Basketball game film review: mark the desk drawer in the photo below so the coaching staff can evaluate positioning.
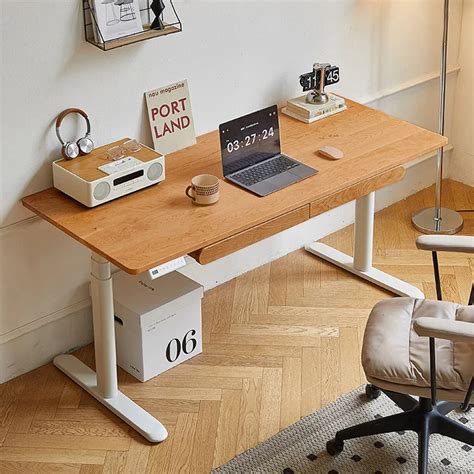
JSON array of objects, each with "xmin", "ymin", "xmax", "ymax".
[
  {"xmin": 192, "ymin": 205, "xmax": 310, "ymax": 264},
  {"xmin": 310, "ymin": 167, "xmax": 405, "ymax": 217}
]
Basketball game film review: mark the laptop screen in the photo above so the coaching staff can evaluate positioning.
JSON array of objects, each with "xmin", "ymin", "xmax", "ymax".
[{"xmin": 219, "ymin": 105, "xmax": 281, "ymax": 176}]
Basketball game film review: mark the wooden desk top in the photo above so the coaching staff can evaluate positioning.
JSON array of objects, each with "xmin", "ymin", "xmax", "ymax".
[{"xmin": 23, "ymin": 99, "xmax": 446, "ymax": 274}]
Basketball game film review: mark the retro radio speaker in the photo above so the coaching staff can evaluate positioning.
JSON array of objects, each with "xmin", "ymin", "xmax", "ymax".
[{"xmin": 52, "ymin": 138, "xmax": 165, "ymax": 207}]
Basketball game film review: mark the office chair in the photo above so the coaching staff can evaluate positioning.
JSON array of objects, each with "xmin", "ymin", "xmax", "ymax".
[{"xmin": 326, "ymin": 235, "xmax": 474, "ymax": 474}]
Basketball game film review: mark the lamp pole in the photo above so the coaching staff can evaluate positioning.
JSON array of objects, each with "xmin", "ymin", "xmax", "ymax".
[{"xmin": 412, "ymin": 0, "xmax": 463, "ymax": 234}]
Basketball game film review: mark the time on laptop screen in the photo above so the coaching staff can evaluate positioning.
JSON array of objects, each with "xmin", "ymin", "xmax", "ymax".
[{"xmin": 219, "ymin": 105, "xmax": 281, "ymax": 176}]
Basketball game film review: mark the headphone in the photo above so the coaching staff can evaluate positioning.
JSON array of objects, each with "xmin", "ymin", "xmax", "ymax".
[{"xmin": 55, "ymin": 108, "xmax": 94, "ymax": 160}]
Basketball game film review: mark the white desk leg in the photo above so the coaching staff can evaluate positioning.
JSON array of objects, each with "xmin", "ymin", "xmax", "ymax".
[
  {"xmin": 305, "ymin": 192, "xmax": 424, "ymax": 298},
  {"xmin": 53, "ymin": 253, "xmax": 168, "ymax": 443}
]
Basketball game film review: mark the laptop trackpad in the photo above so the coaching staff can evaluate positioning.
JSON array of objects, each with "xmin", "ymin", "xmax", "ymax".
[
  {"xmin": 250, "ymin": 179, "xmax": 276, "ymax": 196},
  {"xmin": 248, "ymin": 171, "xmax": 301, "ymax": 196},
  {"xmin": 270, "ymin": 172, "xmax": 299, "ymax": 188}
]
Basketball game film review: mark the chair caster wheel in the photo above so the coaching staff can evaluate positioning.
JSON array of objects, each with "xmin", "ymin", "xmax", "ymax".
[
  {"xmin": 326, "ymin": 438, "xmax": 344, "ymax": 456},
  {"xmin": 365, "ymin": 384, "xmax": 381, "ymax": 400}
]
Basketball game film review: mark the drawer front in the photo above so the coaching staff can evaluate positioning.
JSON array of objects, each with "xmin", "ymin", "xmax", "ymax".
[
  {"xmin": 192, "ymin": 205, "xmax": 310, "ymax": 264},
  {"xmin": 310, "ymin": 167, "xmax": 405, "ymax": 217}
]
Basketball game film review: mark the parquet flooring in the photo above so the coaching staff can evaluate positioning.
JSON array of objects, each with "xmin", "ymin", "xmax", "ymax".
[{"xmin": 0, "ymin": 179, "xmax": 472, "ymax": 473}]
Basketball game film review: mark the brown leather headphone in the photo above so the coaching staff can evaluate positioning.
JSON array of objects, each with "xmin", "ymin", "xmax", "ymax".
[{"xmin": 55, "ymin": 108, "xmax": 94, "ymax": 160}]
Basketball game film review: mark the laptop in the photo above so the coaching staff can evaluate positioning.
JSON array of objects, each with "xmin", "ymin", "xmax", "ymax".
[{"xmin": 219, "ymin": 105, "xmax": 317, "ymax": 196}]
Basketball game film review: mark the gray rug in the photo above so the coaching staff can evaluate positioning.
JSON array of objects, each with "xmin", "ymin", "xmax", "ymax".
[{"xmin": 215, "ymin": 386, "xmax": 473, "ymax": 473}]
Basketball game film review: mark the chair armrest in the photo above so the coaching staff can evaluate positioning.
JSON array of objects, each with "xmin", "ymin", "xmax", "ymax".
[
  {"xmin": 414, "ymin": 317, "xmax": 474, "ymax": 343},
  {"xmin": 416, "ymin": 235, "xmax": 474, "ymax": 254}
]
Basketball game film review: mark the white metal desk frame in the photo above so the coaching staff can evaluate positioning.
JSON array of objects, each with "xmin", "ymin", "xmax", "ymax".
[
  {"xmin": 54, "ymin": 254, "xmax": 168, "ymax": 443},
  {"xmin": 306, "ymin": 191, "xmax": 425, "ymax": 299},
  {"xmin": 53, "ymin": 189, "xmax": 424, "ymax": 444}
]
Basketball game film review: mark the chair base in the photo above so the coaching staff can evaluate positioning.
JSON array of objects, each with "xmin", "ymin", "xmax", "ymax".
[{"xmin": 327, "ymin": 385, "xmax": 474, "ymax": 474}]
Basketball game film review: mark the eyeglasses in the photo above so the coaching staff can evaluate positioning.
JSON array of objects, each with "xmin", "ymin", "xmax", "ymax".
[{"xmin": 106, "ymin": 139, "xmax": 142, "ymax": 161}]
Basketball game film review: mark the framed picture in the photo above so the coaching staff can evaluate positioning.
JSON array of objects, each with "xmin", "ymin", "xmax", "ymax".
[{"xmin": 92, "ymin": 0, "xmax": 143, "ymax": 42}]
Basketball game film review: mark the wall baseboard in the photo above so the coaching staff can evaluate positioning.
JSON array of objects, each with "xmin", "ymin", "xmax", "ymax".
[
  {"xmin": 360, "ymin": 65, "xmax": 460, "ymax": 106},
  {"xmin": 0, "ymin": 305, "xmax": 93, "ymax": 383},
  {"xmin": 0, "ymin": 298, "xmax": 91, "ymax": 345},
  {"xmin": 0, "ymin": 152, "xmax": 446, "ymax": 383}
]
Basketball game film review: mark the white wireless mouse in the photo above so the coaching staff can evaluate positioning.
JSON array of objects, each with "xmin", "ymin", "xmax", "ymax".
[{"xmin": 318, "ymin": 145, "xmax": 344, "ymax": 160}]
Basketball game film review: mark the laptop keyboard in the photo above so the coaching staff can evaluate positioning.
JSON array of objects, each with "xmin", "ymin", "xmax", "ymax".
[
  {"xmin": 224, "ymin": 153, "xmax": 272, "ymax": 175},
  {"xmin": 231, "ymin": 155, "xmax": 299, "ymax": 187}
]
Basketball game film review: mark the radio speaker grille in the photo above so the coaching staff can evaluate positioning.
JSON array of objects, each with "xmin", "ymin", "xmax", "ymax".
[
  {"xmin": 93, "ymin": 182, "xmax": 111, "ymax": 201},
  {"xmin": 147, "ymin": 162, "xmax": 163, "ymax": 181}
]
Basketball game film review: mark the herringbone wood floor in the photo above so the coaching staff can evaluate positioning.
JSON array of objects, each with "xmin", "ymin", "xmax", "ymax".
[{"xmin": 1, "ymin": 180, "xmax": 472, "ymax": 473}]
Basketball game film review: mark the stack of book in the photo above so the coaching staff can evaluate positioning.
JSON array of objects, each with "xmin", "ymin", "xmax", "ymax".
[{"xmin": 282, "ymin": 93, "xmax": 347, "ymax": 124}]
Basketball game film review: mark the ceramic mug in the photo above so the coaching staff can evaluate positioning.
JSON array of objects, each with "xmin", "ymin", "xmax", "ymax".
[{"xmin": 185, "ymin": 174, "xmax": 220, "ymax": 205}]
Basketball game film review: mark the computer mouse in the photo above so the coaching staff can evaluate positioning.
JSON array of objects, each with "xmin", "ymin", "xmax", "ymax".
[{"xmin": 318, "ymin": 146, "xmax": 344, "ymax": 160}]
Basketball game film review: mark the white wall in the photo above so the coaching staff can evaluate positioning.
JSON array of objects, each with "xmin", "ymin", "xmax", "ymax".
[
  {"xmin": 449, "ymin": 0, "xmax": 474, "ymax": 185},
  {"xmin": 0, "ymin": 0, "xmax": 465, "ymax": 382}
]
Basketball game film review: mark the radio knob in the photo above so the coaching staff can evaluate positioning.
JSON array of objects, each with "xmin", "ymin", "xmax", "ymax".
[
  {"xmin": 147, "ymin": 162, "xmax": 163, "ymax": 181},
  {"xmin": 93, "ymin": 181, "xmax": 111, "ymax": 201}
]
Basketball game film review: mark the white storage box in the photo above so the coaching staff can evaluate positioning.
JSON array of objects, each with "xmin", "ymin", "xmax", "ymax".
[{"xmin": 113, "ymin": 270, "xmax": 203, "ymax": 382}]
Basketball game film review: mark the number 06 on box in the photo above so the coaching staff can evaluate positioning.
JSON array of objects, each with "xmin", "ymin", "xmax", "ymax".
[{"xmin": 113, "ymin": 269, "xmax": 204, "ymax": 382}]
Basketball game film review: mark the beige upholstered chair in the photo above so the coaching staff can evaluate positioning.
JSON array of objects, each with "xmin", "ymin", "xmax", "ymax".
[{"xmin": 327, "ymin": 235, "xmax": 474, "ymax": 474}]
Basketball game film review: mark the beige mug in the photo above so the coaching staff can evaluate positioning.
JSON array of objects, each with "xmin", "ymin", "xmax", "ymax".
[{"xmin": 185, "ymin": 174, "xmax": 220, "ymax": 205}]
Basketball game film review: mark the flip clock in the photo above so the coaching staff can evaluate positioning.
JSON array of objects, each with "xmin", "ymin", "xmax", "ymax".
[{"xmin": 300, "ymin": 63, "xmax": 340, "ymax": 104}]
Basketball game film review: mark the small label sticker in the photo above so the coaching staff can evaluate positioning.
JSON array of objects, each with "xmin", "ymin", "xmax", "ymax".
[{"xmin": 98, "ymin": 157, "xmax": 142, "ymax": 175}]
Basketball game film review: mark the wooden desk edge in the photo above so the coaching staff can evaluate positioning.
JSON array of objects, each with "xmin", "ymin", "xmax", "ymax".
[
  {"xmin": 310, "ymin": 166, "xmax": 405, "ymax": 217},
  {"xmin": 21, "ymin": 197, "xmax": 132, "ymax": 273},
  {"xmin": 190, "ymin": 166, "xmax": 406, "ymax": 265},
  {"xmin": 22, "ymin": 164, "xmax": 406, "ymax": 274},
  {"xmin": 190, "ymin": 205, "xmax": 311, "ymax": 265}
]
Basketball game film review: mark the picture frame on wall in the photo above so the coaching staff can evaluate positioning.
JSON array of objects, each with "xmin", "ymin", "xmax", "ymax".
[{"xmin": 92, "ymin": 0, "xmax": 144, "ymax": 42}]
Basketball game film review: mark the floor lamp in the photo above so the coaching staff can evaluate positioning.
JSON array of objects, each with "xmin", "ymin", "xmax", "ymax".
[{"xmin": 412, "ymin": 0, "xmax": 464, "ymax": 234}]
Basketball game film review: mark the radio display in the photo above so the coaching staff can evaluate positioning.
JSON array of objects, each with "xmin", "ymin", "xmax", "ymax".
[{"xmin": 113, "ymin": 169, "xmax": 144, "ymax": 186}]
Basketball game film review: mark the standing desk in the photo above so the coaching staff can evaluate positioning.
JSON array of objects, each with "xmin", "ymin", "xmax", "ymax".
[{"xmin": 22, "ymin": 99, "xmax": 446, "ymax": 442}]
